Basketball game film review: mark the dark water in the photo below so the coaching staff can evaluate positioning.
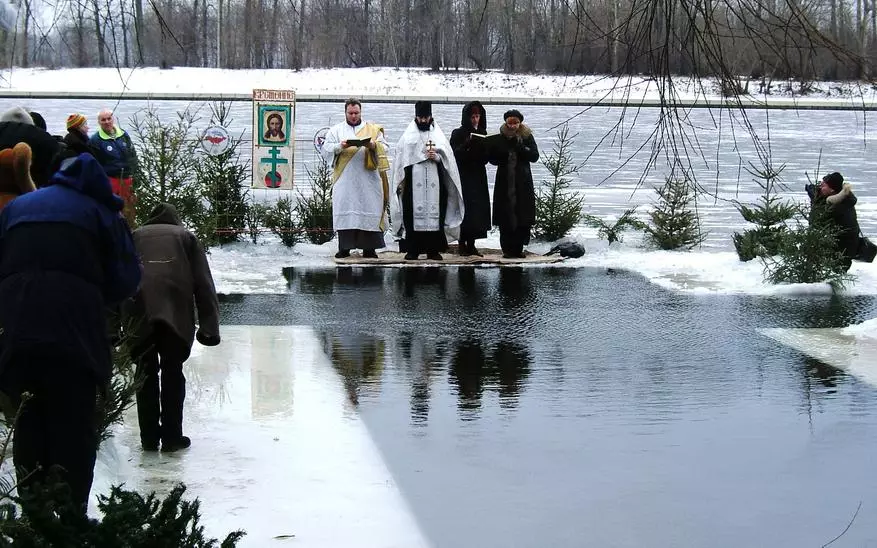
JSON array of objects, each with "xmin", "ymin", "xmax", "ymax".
[{"xmin": 220, "ymin": 267, "xmax": 877, "ymax": 547}]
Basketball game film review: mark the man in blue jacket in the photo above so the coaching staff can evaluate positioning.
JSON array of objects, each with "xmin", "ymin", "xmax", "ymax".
[
  {"xmin": 0, "ymin": 153, "xmax": 141, "ymax": 515},
  {"xmin": 89, "ymin": 109, "xmax": 138, "ymax": 225}
]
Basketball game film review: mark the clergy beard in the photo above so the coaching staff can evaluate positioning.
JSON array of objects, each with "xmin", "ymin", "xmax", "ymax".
[{"xmin": 415, "ymin": 119, "xmax": 433, "ymax": 131}]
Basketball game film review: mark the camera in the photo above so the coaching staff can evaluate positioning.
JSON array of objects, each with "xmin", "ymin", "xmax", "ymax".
[{"xmin": 805, "ymin": 183, "xmax": 818, "ymax": 200}]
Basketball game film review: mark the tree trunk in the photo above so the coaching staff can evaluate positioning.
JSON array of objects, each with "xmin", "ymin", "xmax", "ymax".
[
  {"xmin": 202, "ymin": 0, "xmax": 208, "ymax": 66},
  {"xmin": 21, "ymin": 0, "xmax": 30, "ymax": 68},
  {"xmin": 92, "ymin": 0, "xmax": 106, "ymax": 66},
  {"xmin": 134, "ymin": 0, "xmax": 144, "ymax": 64},
  {"xmin": 121, "ymin": 0, "xmax": 130, "ymax": 67}
]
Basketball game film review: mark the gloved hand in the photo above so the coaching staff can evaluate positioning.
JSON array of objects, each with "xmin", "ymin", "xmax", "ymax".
[{"xmin": 196, "ymin": 330, "xmax": 221, "ymax": 347}]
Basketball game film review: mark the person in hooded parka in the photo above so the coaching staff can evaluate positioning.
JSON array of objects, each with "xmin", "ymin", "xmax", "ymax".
[{"xmin": 449, "ymin": 101, "xmax": 491, "ymax": 256}]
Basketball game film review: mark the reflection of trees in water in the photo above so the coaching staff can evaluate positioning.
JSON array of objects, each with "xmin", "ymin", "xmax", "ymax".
[
  {"xmin": 321, "ymin": 332, "xmax": 386, "ymax": 406},
  {"xmin": 747, "ymin": 295, "xmax": 876, "ymax": 329},
  {"xmin": 449, "ymin": 338, "xmax": 532, "ymax": 418}
]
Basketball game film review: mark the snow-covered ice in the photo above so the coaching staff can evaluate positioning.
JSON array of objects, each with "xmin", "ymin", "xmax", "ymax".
[{"xmin": 92, "ymin": 326, "xmax": 428, "ymax": 548}]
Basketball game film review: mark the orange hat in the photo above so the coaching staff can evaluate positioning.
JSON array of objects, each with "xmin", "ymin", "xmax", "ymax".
[{"xmin": 66, "ymin": 113, "xmax": 87, "ymax": 131}]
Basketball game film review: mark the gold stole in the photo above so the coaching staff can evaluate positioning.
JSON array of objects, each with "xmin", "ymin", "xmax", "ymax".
[{"xmin": 332, "ymin": 122, "xmax": 391, "ymax": 231}]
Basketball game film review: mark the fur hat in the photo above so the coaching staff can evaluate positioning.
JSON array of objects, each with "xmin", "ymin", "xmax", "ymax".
[
  {"xmin": 0, "ymin": 143, "xmax": 37, "ymax": 210},
  {"xmin": 822, "ymin": 172, "xmax": 844, "ymax": 192},
  {"xmin": 503, "ymin": 109, "xmax": 524, "ymax": 122},
  {"xmin": 415, "ymin": 101, "xmax": 432, "ymax": 118},
  {"xmin": 0, "ymin": 107, "xmax": 34, "ymax": 125},
  {"xmin": 66, "ymin": 113, "xmax": 87, "ymax": 131}
]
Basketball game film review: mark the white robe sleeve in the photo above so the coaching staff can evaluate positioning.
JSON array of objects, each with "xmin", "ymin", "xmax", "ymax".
[{"xmin": 320, "ymin": 125, "xmax": 343, "ymax": 165}]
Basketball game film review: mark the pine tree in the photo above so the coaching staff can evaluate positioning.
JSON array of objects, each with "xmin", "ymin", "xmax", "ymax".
[
  {"xmin": 129, "ymin": 106, "xmax": 208, "ymax": 244},
  {"xmin": 295, "ymin": 160, "xmax": 334, "ymax": 245},
  {"xmin": 533, "ymin": 124, "xmax": 585, "ymax": 242},
  {"xmin": 582, "ymin": 207, "xmax": 647, "ymax": 244},
  {"xmin": 645, "ymin": 177, "xmax": 706, "ymax": 250},
  {"xmin": 732, "ymin": 163, "xmax": 797, "ymax": 261},
  {"xmin": 761, "ymin": 201, "xmax": 854, "ymax": 288},
  {"xmin": 262, "ymin": 196, "xmax": 301, "ymax": 247},
  {"xmin": 196, "ymin": 102, "xmax": 250, "ymax": 247}
]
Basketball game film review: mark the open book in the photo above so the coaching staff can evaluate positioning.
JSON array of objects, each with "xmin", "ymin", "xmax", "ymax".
[
  {"xmin": 347, "ymin": 137, "xmax": 372, "ymax": 147},
  {"xmin": 470, "ymin": 132, "xmax": 505, "ymax": 148}
]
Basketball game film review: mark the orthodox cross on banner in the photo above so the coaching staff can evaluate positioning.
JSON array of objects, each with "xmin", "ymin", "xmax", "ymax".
[{"xmin": 260, "ymin": 147, "xmax": 289, "ymax": 186}]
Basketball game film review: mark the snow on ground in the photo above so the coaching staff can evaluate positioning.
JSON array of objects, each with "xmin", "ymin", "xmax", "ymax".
[
  {"xmin": 2, "ymin": 66, "xmax": 877, "ymax": 104},
  {"xmin": 208, "ymin": 231, "xmax": 877, "ymax": 297}
]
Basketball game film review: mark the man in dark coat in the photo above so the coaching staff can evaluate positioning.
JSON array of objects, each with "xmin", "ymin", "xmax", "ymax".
[
  {"xmin": 0, "ymin": 106, "xmax": 62, "ymax": 188},
  {"xmin": 0, "ymin": 153, "xmax": 141, "ymax": 515},
  {"xmin": 124, "ymin": 203, "xmax": 220, "ymax": 452},
  {"xmin": 487, "ymin": 109, "xmax": 540, "ymax": 258},
  {"xmin": 808, "ymin": 171, "xmax": 860, "ymax": 272},
  {"xmin": 449, "ymin": 101, "xmax": 491, "ymax": 256}
]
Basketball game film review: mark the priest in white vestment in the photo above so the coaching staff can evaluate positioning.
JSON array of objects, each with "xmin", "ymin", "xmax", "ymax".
[
  {"xmin": 390, "ymin": 101, "xmax": 464, "ymax": 261},
  {"xmin": 321, "ymin": 98, "xmax": 391, "ymax": 259}
]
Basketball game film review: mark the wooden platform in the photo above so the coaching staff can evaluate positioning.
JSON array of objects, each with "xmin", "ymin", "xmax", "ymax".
[{"xmin": 333, "ymin": 247, "xmax": 565, "ymax": 266}]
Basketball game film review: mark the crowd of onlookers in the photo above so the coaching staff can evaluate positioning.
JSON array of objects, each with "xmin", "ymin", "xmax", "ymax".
[{"xmin": 0, "ymin": 106, "xmax": 220, "ymax": 519}]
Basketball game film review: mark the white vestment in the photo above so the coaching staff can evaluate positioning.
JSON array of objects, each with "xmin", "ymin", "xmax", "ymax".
[
  {"xmin": 321, "ymin": 121, "xmax": 389, "ymax": 232},
  {"xmin": 390, "ymin": 121, "xmax": 464, "ymax": 241}
]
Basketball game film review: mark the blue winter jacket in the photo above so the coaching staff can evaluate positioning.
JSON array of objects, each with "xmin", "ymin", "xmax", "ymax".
[
  {"xmin": 0, "ymin": 154, "xmax": 142, "ymax": 379},
  {"xmin": 89, "ymin": 127, "xmax": 138, "ymax": 179}
]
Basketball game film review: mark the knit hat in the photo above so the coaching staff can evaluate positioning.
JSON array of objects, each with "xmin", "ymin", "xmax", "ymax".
[
  {"xmin": 66, "ymin": 113, "xmax": 87, "ymax": 131},
  {"xmin": 822, "ymin": 172, "xmax": 844, "ymax": 192}
]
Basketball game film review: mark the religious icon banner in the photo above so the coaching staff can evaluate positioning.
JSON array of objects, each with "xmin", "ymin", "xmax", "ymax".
[{"xmin": 252, "ymin": 89, "xmax": 296, "ymax": 189}]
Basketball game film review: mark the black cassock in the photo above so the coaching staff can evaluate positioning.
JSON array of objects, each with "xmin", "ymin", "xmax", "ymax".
[
  {"xmin": 449, "ymin": 102, "xmax": 491, "ymax": 242},
  {"xmin": 400, "ymin": 163, "xmax": 450, "ymax": 254}
]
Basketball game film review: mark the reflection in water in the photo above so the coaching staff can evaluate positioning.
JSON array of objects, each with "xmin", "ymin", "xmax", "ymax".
[
  {"xmin": 491, "ymin": 341, "xmax": 531, "ymax": 407},
  {"xmin": 449, "ymin": 339, "xmax": 532, "ymax": 417},
  {"xmin": 804, "ymin": 356, "xmax": 841, "ymax": 389},
  {"xmin": 250, "ymin": 329, "xmax": 295, "ymax": 418},
  {"xmin": 449, "ymin": 339, "xmax": 488, "ymax": 415},
  {"xmin": 322, "ymin": 332, "xmax": 386, "ymax": 406},
  {"xmin": 284, "ymin": 266, "xmax": 386, "ymax": 293}
]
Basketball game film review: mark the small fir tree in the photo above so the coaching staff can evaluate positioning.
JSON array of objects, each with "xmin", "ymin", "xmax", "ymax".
[
  {"xmin": 732, "ymin": 163, "xmax": 797, "ymax": 261},
  {"xmin": 244, "ymin": 203, "xmax": 268, "ymax": 245},
  {"xmin": 761, "ymin": 202, "xmax": 854, "ymax": 288},
  {"xmin": 262, "ymin": 196, "xmax": 301, "ymax": 247},
  {"xmin": 582, "ymin": 207, "xmax": 647, "ymax": 244},
  {"xmin": 645, "ymin": 176, "xmax": 707, "ymax": 250},
  {"xmin": 533, "ymin": 124, "xmax": 585, "ymax": 242},
  {"xmin": 296, "ymin": 160, "xmax": 334, "ymax": 245},
  {"xmin": 129, "ymin": 106, "xmax": 208, "ymax": 244},
  {"xmin": 196, "ymin": 102, "xmax": 251, "ymax": 247}
]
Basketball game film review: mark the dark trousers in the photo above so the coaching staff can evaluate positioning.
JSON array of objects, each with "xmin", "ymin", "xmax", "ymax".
[
  {"xmin": 0, "ymin": 357, "xmax": 98, "ymax": 515},
  {"xmin": 133, "ymin": 323, "xmax": 190, "ymax": 446},
  {"xmin": 499, "ymin": 225, "xmax": 531, "ymax": 255}
]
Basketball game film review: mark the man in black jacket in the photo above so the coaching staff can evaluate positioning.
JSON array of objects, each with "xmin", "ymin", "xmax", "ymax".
[{"xmin": 807, "ymin": 172, "xmax": 860, "ymax": 272}]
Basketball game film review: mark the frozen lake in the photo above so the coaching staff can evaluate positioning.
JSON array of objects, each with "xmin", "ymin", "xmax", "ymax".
[{"xmin": 10, "ymin": 98, "xmax": 877, "ymax": 250}]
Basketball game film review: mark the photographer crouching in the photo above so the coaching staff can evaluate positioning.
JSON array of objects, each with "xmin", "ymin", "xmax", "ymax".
[{"xmin": 805, "ymin": 172, "xmax": 861, "ymax": 272}]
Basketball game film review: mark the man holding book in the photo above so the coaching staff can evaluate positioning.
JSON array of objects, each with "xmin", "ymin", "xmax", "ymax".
[
  {"xmin": 449, "ymin": 101, "xmax": 491, "ymax": 256},
  {"xmin": 321, "ymin": 98, "xmax": 391, "ymax": 259}
]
